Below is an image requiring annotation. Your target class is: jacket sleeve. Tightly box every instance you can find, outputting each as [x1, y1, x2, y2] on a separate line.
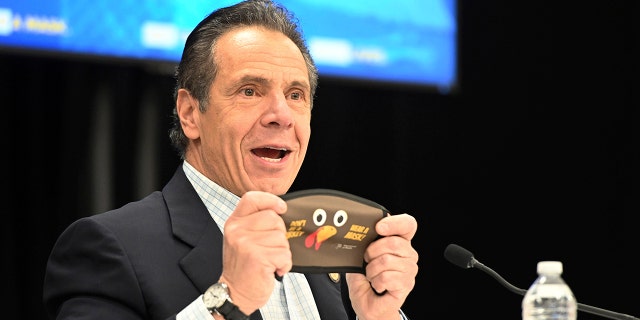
[42, 217, 163, 320]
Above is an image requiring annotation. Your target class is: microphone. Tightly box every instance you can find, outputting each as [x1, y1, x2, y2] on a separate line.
[444, 243, 639, 320]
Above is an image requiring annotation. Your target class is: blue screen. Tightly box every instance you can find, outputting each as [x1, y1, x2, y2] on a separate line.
[0, 0, 457, 91]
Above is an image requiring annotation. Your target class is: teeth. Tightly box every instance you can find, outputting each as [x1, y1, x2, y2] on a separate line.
[260, 157, 282, 162]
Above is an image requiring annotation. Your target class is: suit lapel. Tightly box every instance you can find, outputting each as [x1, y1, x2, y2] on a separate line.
[180, 223, 223, 292]
[162, 166, 264, 320]
[162, 166, 223, 292]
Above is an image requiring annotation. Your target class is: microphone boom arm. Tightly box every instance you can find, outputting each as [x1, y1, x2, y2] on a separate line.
[472, 259, 527, 296]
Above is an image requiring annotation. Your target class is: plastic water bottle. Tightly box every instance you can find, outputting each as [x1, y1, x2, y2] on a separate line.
[522, 261, 578, 320]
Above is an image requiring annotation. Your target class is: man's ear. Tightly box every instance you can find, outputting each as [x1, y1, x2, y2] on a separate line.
[176, 88, 200, 139]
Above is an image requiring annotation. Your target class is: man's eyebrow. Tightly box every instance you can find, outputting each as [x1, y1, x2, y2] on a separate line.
[238, 75, 270, 86]
[289, 80, 310, 91]
[237, 75, 309, 91]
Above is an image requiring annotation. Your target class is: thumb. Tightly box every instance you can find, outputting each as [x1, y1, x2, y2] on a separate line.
[234, 191, 288, 217]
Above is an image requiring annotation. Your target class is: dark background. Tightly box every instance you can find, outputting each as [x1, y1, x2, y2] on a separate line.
[2, 1, 637, 319]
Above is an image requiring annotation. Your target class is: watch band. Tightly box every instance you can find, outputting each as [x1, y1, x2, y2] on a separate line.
[215, 299, 250, 320]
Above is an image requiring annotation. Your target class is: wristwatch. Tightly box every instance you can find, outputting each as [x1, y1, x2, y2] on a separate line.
[203, 282, 250, 320]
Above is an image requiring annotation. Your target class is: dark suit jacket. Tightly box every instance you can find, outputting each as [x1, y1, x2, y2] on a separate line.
[43, 166, 355, 320]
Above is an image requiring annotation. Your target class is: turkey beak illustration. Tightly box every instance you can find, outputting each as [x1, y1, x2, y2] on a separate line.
[305, 225, 337, 250]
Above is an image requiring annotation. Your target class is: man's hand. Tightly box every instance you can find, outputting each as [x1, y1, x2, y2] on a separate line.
[347, 213, 419, 320]
[218, 191, 290, 315]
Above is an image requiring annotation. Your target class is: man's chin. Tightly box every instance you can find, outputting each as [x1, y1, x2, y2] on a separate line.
[251, 180, 293, 196]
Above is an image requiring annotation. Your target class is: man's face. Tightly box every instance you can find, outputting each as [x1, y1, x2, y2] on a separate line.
[187, 26, 312, 196]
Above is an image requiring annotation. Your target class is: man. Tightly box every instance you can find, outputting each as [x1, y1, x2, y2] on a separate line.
[43, 1, 419, 319]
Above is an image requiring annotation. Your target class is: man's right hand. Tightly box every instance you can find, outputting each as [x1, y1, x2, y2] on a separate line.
[218, 191, 291, 315]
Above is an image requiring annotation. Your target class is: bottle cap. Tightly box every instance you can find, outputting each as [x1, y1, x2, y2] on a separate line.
[537, 261, 563, 275]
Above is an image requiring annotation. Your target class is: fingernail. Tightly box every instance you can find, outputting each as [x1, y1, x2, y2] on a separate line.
[377, 221, 388, 234]
[278, 199, 287, 212]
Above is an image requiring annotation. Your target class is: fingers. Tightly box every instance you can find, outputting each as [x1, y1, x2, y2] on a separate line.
[346, 270, 414, 319]
[233, 190, 288, 218]
[363, 213, 419, 297]
[365, 234, 419, 275]
[224, 191, 291, 265]
[361, 243, 418, 308]
[366, 213, 418, 270]
[365, 247, 418, 292]
[375, 213, 417, 240]
[220, 191, 292, 311]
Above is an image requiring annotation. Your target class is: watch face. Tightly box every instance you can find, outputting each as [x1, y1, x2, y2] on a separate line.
[203, 283, 228, 309]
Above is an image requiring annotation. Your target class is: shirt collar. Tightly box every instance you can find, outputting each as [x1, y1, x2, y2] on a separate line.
[182, 161, 239, 233]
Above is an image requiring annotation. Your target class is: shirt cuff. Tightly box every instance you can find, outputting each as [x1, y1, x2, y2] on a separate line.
[176, 294, 212, 320]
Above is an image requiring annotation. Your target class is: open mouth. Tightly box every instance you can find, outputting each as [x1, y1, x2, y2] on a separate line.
[251, 147, 290, 162]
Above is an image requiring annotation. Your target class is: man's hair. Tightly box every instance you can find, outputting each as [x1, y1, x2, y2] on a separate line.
[168, 0, 318, 159]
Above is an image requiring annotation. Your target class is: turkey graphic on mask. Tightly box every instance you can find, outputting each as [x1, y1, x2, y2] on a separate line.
[280, 189, 388, 274]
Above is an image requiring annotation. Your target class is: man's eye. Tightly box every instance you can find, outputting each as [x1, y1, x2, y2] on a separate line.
[243, 88, 255, 96]
[290, 92, 301, 100]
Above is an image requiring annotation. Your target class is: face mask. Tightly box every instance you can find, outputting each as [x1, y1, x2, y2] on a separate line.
[281, 189, 388, 274]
